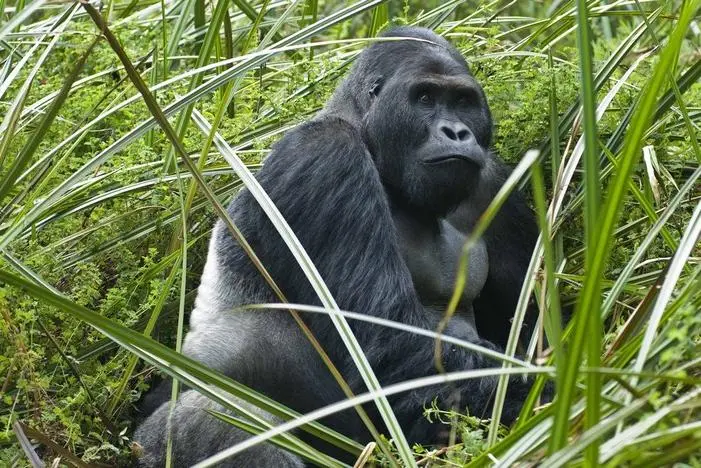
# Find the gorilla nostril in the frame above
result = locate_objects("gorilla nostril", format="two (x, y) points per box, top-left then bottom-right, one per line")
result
(457, 129), (469, 141)
(441, 126), (458, 141)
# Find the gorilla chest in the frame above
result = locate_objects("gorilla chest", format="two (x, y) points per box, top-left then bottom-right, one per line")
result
(394, 213), (489, 311)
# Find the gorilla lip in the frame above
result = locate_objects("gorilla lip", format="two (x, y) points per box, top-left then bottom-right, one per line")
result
(422, 154), (483, 168)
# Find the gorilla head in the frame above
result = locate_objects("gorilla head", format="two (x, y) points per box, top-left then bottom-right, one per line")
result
(325, 27), (493, 215)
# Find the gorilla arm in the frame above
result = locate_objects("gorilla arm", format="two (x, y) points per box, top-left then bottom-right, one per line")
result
(245, 117), (531, 439)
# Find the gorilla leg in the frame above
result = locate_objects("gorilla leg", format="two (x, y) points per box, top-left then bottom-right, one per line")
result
(134, 390), (304, 468)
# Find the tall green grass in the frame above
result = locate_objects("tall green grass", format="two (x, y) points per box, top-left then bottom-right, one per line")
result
(0, 1), (699, 466)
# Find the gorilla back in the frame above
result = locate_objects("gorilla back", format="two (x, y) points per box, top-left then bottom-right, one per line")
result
(134, 26), (539, 467)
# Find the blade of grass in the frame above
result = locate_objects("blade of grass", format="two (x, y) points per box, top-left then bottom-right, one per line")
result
(530, 159), (564, 379)
(541, 398), (647, 468)
(369, 3), (388, 36)
(247, 303), (535, 368)
(538, 10), (659, 163)
(443, 149), (541, 446)
(547, 48), (564, 265)
(165, 170), (191, 468)
(572, 1), (603, 461)
(488, 156), (550, 444)
(11, 421), (44, 467)
(0, 0), (45, 41)
(163, 0), (196, 59)
(162, 0), (232, 171)
(206, 410), (344, 467)
(106, 260), (181, 415)
(14, 422), (89, 468)
(600, 387), (701, 463)
(630, 0), (701, 162)
(630, 199), (701, 379)
(601, 167), (701, 319)
(467, 408), (553, 467)
(605, 420), (701, 465)
(193, 366), (553, 468)
(0, 6), (83, 169)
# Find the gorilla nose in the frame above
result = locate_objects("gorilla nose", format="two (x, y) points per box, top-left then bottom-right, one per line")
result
(439, 120), (472, 142)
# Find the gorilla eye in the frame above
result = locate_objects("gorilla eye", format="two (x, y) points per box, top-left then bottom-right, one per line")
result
(417, 91), (434, 105)
(456, 90), (479, 108)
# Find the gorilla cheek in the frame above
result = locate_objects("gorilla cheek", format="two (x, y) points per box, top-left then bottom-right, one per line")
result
(363, 107), (403, 183)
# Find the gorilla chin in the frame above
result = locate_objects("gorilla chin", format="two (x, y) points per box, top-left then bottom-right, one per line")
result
(396, 143), (487, 216)
(134, 26), (542, 468)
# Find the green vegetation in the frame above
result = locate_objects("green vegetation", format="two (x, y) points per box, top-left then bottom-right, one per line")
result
(0, 0), (699, 466)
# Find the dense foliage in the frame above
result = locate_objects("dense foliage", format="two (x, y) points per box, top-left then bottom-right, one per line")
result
(0, 1), (699, 466)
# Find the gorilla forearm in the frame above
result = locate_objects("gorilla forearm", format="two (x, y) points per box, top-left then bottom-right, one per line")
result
(369, 331), (533, 427)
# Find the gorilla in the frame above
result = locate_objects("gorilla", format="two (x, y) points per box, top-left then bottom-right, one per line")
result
(134, 27), (539, 467)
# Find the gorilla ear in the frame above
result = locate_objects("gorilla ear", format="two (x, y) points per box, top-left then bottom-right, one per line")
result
(368, 77), (384, 98)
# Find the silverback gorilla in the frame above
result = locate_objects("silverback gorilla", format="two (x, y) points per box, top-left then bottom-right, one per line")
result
(135, 27), (539, 466)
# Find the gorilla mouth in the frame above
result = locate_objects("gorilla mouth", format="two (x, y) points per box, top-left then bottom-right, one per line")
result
(422, 154), (483, 168)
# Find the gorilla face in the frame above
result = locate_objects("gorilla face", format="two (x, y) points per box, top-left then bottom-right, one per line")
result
(361, 45), (493, 215)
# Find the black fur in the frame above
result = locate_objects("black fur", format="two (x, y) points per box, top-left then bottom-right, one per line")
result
(134, 27), (539, 467)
